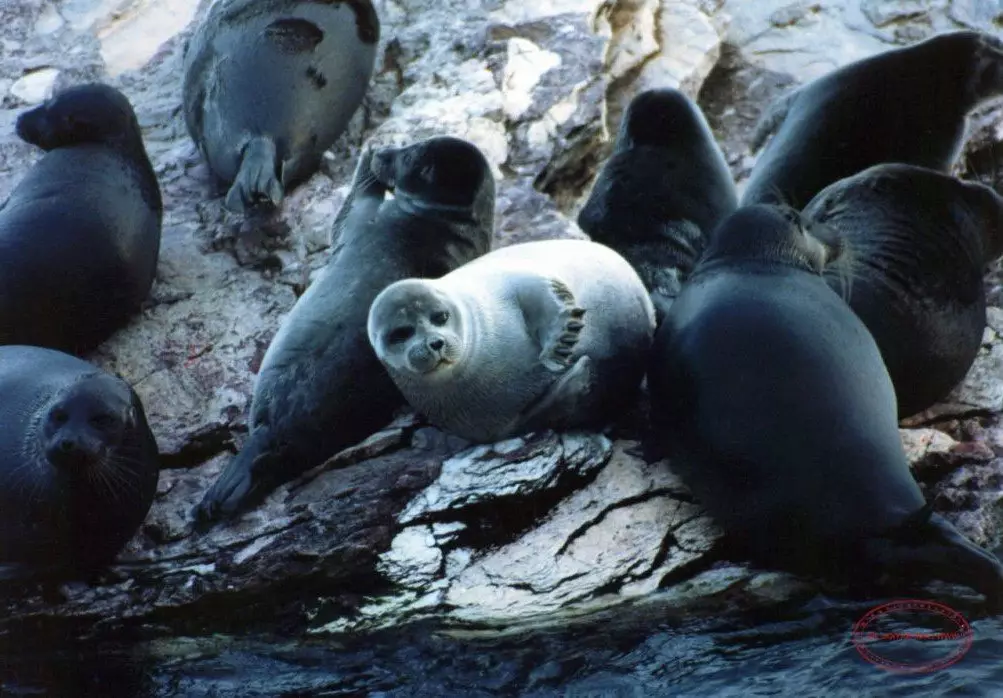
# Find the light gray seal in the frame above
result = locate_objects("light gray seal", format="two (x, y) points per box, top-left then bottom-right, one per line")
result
(742, 31), (1003, 210)
(0, 346), (159, 584)
(368, 239), (657, 443)
(182, 0), (380, 213)
(194, 136), (496, 525)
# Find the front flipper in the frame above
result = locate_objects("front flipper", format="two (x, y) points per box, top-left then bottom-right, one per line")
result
(513, 276), (587, 372)
(330, 146), (386, 244)
(863, 509), (1003, 608)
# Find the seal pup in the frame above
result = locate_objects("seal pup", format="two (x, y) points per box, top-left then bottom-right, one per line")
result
(647, 204), (1003, 602)
(0, 346), (159, 583)
(182, 0), (380, 214)
(742, 31), (1003, 210)
(194, 137), (496, 524)
(368, 239), (656, 443)
(803, 163), (1003, 418)
(577, 88), (737, 314)
(1, 83), (162, 355)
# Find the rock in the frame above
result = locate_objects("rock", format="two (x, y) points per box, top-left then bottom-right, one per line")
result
(1, 0), (1003, 643)
(9, 67), (59, 104)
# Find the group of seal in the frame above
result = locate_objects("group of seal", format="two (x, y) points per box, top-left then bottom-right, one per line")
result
(572, 31), (1003, 603)
(1, 0), (1002, 613)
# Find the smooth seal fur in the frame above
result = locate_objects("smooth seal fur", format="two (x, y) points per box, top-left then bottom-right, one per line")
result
(804, 163), (1003, 418)
(648, 204), (1003, 603)
(182, 0), (380, 213)
(743, 31), (1003, 210)
(368, 239), (657, 443)
(0, 346), (159, 584)
(1, 83), (162, 355)
(194, 137), (496, 524)
(578, 88), (737, 315)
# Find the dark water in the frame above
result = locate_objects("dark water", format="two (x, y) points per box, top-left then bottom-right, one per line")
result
(3, 594), (1002, 697)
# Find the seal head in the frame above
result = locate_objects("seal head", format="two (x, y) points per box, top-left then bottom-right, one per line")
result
(16, 83), (145, 153)
(367, 280), (465, 376)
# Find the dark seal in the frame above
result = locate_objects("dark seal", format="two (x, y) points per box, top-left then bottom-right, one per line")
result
(1, 83), (163, 355)
(577, 88), (737, 314)
(803, 163), (1003, 418)
(647, 204), (1003, 603)
(0, 346), (159, 584)
(742, 31), (1003, 210)
(182, 0), (380, 214)
(194, 136), (496, 524)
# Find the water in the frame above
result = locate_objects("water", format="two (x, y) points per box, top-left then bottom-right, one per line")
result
(3, 596), (1002, 696)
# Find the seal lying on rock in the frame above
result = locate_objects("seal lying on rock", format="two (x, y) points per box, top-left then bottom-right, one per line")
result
(368, 239), (656, 443)
(577, 88), (737, 314)
(0, 83), (162, 355)
(803, 163), (1003, 418)
(182, 0), (380, 213)
(194, 137), (496, 525)
(742, 30), (1003, 210)
(0, 346), (159, 584)
(648, 204), (1003, 603)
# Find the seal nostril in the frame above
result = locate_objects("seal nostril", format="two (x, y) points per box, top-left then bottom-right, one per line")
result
(429, 338), (444, 351)
(58, 439), (76, 453)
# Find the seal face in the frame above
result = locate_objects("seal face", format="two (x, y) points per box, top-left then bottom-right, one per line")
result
(0, 346), (159, 583)
(648, 204), (1003, 602)
(368, 239), (657, 443)
(0, 83), (162, 356)
(742, 31), (1003, 210)
(577, 88), (737, 311)
(182, 0), (380, 213)
(803, 163), (1003, 418)
(194, 137), (496, 525)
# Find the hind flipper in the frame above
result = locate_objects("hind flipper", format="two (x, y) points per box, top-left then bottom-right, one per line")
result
(864, 510), (1003, 607)
(516, 355), (594, 431)
(192, 429), (284, 529)
(223, 136), (284, 214)
(749, 88), (799, 153)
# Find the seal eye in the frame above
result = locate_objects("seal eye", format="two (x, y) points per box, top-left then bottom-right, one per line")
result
(430, 311), (449, 326)
(388, 326), (415, 344)
(51, 408), (69, 425)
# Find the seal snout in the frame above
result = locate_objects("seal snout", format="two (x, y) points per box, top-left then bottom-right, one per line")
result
(14, 107), (46, 148)
(46, 432), (104, 469)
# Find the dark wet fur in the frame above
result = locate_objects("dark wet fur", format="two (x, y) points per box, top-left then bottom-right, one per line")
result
(182, 0), (379, 214)
(194, 138), (496, 525)
(0, 347), (159, 586)
(647, 204), (1003, 604)
(744, 31), (1003, 210)
(804, 163), (1003, 417)
(578, 88), (737, 303)
(1, 83), (162, 355)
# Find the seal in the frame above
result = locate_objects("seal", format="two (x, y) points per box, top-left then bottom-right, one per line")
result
(803, 163), (1003, 418)
(578, 88), (737, 314)
(0, 345), (159, 583)
(0, 83), (163, 355)
(194, 136), (496, 524)
(742, 31), (1003, 210)
(647, 204), (1003, 603)
(367, 239), (656, 443)
(182, 0), (380, 214)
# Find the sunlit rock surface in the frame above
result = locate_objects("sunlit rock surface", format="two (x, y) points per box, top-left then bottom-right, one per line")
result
(0, 0), (1001, 639)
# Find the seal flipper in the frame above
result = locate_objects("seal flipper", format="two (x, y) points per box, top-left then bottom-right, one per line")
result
(512, 276), (587, 372)
(193, 428), (283, 528)
(516, 355), (594, 431)
(749, 88), (799, 153)
(863, 510), (1003, 607)
(223, 136), (284, 213)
